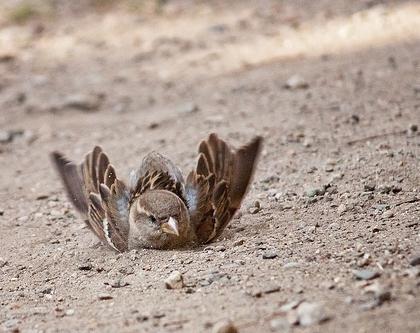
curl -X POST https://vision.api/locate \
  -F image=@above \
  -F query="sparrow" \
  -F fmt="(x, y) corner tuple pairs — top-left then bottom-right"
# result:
(51, 133), (262, 252)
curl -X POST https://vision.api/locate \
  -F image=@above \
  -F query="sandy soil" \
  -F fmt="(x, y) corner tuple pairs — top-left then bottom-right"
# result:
(0, 1), (419, 332)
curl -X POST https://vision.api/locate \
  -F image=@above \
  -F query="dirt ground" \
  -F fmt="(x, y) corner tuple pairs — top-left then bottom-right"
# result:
(0, 1), (419, 332)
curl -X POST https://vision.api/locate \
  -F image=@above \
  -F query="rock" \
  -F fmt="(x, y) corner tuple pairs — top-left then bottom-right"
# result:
(360, 284), (391, 310)
(409, 255), (420, 266)
(249, 200), (261, 214)
(0, 52), (16, 63)
(0, 130), (13, 143)
(262, 251), (278, 259)
(17, 216), (29, 223)
(176, 102), (199, 114)
(0, 257), (7, 267)
(148, 122), (159, 129)
(98, 293), (113, 300)
(283, 262), (300, 269)
(324, 165), (334, 172)
(405, 267), (420, 278)
(270, 317), (290, 332)
(337, 203), (347, 215)
(209, 24), (228, 33)
(107, 278), (129, 288)
(408, 124), (418, 133)
(63, 94), (101, 111)
(305, 187), (325, 198)
(280, 300), (302, 312)
(249, 207), (260, 214)
(165, 271), (184, 289)
(22, 130), (38, 144)
(368, 284), (391, 304)
(212, 320), (238, 333)
(357, 253), (371, 267)
(350, 114), (360, 124)
(233, 239), (245, 247)
(3, 318), (20, 329)
(284, 75), (309, 89)
(352, 269), (380, 280)
(65, 309), (75, 316)
(78, 262), (93, 271)
(296, 302), (328, 326)
(382, 210), (394, 219)
(375, 204), (390, 211)
(119, 266), (134, 275)
(0, 209), (4, 216)
(364, 183), (376, 192)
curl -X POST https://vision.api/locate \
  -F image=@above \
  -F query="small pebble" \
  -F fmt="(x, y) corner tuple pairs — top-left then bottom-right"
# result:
(270, 317), (290, 332)
(337, 203), (347, 215)
(212, 319), (238, 333)
(352, 269), (380, 280)
(296, 302), (328, 326)
(98, 293), (113, 300)
(176, 102), (199, 114)
(408, 124), (418, 133)
(65, 309), (75, 316)
(63, 94), (101, 112)
(78, 262), (93, 271)
(382, 210), (394, 219)
(0, 130), (13, 143)
(409, 255), (420, 266)
(284, 75), (309, 89)
(165, 271), (184, 289)
(0, 258), (8, 267)
(233, 239), (245, 247)
(263, 251), (278, 259)
(364, 183), (376, 192)
(110, 279), (129, 288)
(283, 262), (300, 269)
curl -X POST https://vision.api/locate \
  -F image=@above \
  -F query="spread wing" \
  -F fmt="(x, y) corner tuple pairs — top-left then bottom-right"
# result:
(186, 133), (262, 243)
(51, 147), (130, 252)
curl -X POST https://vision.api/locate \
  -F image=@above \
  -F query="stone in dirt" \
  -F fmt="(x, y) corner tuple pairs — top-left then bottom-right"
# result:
(78, 262), (93, 271)
(212, 319), (238, 333)
(284, 75), (309, 89)
(263, 251), (278, 259)
(98, 293), (113, 300)
(270, 317), (291, 332)
(352, 269), (380, 280)
(409, 255), (420, 266)
(63, 94), (102, 112)
(165, 271), (184, 289)
(296, 302), (328, 326)
(176, 102), (200, 114)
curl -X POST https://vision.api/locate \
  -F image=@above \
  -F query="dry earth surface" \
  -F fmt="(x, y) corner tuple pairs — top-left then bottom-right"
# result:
(0, 0), (419, 332)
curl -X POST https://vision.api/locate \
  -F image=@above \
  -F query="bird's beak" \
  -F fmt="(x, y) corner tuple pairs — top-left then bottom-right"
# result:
(161, 217), (179, 236)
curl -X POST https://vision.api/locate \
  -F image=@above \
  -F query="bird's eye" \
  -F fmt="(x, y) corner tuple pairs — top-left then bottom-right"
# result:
(149, 215), (157, 223)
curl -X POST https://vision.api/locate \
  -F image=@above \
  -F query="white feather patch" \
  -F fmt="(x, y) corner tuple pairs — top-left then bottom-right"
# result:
(102, 218), (119, 251)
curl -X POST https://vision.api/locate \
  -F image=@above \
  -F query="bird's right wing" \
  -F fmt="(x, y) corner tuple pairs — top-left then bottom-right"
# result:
(51, 147), (130, 252)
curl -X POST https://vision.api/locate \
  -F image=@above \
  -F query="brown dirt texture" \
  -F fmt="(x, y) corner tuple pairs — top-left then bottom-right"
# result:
(0, 1), (419, 332)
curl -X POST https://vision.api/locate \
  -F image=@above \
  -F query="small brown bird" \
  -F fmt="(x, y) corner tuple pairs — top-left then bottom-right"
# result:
(51, 133), (262, 252)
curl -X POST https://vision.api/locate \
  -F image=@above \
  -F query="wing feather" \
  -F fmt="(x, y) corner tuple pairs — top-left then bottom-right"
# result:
(51, 147), (129, 252)
(186, 134), (262, 243)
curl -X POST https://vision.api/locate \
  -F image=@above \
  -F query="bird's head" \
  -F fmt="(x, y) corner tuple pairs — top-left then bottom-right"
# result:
(128, 190), (190, 249)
